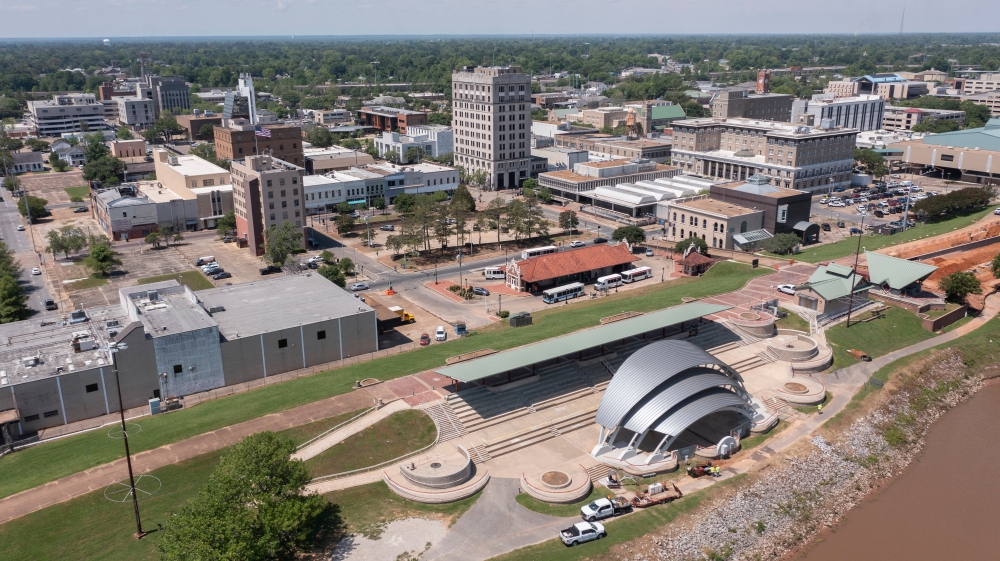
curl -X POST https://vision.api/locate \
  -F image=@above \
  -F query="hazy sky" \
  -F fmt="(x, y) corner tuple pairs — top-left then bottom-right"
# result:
(1, 0), (998, 38)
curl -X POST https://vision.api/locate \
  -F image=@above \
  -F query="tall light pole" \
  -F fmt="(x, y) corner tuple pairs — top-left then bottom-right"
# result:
(109, 342), (146, 539)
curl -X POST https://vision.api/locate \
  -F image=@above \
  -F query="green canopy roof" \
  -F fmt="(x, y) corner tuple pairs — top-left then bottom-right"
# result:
(806, 263), (869, 301)
(865, 251), (937, 290)
(434, 302), (732, 383)
(650, 105), (686, 120)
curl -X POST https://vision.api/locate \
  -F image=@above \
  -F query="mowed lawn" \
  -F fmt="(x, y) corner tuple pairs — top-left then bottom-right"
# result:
(306, 409), (436, 477)
(770, 207), (994, 263)
(64, 186), (90, 200)
(138, 270), (214, 291)
(0, 261), (770, 500)
(825, 306), (934, 369)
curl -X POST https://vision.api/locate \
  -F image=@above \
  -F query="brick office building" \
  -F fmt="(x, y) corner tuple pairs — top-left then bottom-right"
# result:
(357, 106), (427, 134)
(214, 122), (304, 167)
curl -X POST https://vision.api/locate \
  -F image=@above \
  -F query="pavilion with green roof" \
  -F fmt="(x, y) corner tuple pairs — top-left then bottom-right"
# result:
(864, 251), (938, 297)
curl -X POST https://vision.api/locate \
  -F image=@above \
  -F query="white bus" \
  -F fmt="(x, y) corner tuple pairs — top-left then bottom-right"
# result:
(621, 266), (653, 283)
(521, 246), (558, 260)
(594, 274), (623, 291)
(542, 282), (586, 304)
(483, 267), (505, 280)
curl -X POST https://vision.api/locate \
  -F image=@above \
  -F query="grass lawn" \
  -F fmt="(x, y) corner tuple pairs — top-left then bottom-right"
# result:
(793, 391), (833, 414)
(766, 207), (994, 263)
(492, 475), (747, 561)
(944, 315), (974, 332)
(65, 276), (108, 291)
(306, 409), (436, 477)
(323, 481), (482, 540)
(738, 419), (789, 450)
(515, 485), (610, 518)
(0, 261), (769, 501)
(138, 270), (214, 291)
(825, 306), (933, 370)
(775, 308), (810, 332)
(922, 302), (962, 319)
(64, 186), (91, 199)
(273, 408), (368, 447)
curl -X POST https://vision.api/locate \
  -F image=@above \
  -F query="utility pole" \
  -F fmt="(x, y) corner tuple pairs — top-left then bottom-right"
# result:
(844, 223), (865, 329)
(109, 342), (146, 539)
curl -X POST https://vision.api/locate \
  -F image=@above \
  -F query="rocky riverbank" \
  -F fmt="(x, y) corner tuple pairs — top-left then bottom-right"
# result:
(621, 349), (985, 561)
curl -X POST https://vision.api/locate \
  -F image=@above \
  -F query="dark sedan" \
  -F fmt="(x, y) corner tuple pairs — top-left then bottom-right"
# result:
(213, 272), (232, 280)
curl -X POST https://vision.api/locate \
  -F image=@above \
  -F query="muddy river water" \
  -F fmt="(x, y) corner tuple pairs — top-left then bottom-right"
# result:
(798, 382), (1000, 560)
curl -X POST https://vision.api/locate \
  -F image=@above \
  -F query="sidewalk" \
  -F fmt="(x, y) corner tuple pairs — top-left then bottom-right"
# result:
(292, 399), (409, 462)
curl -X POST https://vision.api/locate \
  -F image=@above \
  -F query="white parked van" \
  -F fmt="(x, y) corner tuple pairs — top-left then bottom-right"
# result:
(594, 274), (622, 291)
(194, 256), (215, 266)
(483, 267), (505, 280)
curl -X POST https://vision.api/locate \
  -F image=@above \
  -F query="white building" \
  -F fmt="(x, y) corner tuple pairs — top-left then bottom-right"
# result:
(452, 65), (532, 189)
(116, 97), (156, 127)
(373, 126), (453, 164)
(302, 173), (352, 212)
(364, 161), (461, 203)
(405, 124), (454, 157)
(791, 94), (885, 132)
(882, 106), (965, 132)
(27, 94), (111, 137)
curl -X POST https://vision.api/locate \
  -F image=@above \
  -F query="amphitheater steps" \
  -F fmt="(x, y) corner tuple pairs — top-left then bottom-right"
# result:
(468, 444), (492, 463)
(586, 464), (612, 482)
(763, 396), (789, 412)
(424, 403), (467, 442)
(729, 355), (766, 373)
(757, 349), (779, 363)
(485, 408), (598, 458)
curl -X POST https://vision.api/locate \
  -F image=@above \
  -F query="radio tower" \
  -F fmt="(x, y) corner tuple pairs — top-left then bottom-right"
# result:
(138, 51), (150, 77)
(899, 7), (905, 35)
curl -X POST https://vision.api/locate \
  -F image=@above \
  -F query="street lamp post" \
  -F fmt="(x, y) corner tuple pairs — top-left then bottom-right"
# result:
(109, 342), (146, 539)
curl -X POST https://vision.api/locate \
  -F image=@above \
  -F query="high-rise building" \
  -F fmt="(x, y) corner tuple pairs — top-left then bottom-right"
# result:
(711, 90), (793, 122)
(27, 94), (112, 136)
(145, 76), (190, 117)
(791, 94), (886, 132)
(214, 122), (304, 166)
(452, 65), (531, 189)
(230, 155), (306, 257)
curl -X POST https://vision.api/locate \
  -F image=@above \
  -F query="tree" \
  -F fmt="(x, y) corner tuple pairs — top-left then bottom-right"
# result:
(675, 236), (709, 255)
(404, 145), (424, 163)
(82, 154), (125, 185)
(337, 257), (355, 275)
(157, 432), (327, 561)
(17, 195), (48, 221)
(913, 187), (990, 220)
(386, 234), (404, 255)
(83, 239), (122, 277)
(197, 124), (215, 140)
(0, 241), (21, 279)
(521, 178), (538, 198)
(339, 137), (361, 150)
(485, 197), (508, 245)
(558, 210), (579, 234)
(262, 221), (302, 265)
(317, 264), (346, 287)
(0, 274), (29, 324)
(46, 225), (86, 259)
(307, 126), (334, 148)
(116, 126), (134, 140)
(373, 198), (386, 213)
(992, 250), (1000, 280)
(83, 132), (110, 163)
(761, 233), (802, 255)
(910, 119), (961, 134)
(854, 148), (888, 179)
(537, 186), (553, 203)
(939, 271), (982, 303)
(173, 231), (185, 245)
(612, 225), (647, 245)
(449, 185), (476, 214)
(335, 214), (356, 235)
(384, 149), (401, 164)
(393, 193), (417, 215)
(216, 211), (236, 237)
(48, 152), (69, 172)
(190, 143), (230, 170)
(144, 231), (162, 248)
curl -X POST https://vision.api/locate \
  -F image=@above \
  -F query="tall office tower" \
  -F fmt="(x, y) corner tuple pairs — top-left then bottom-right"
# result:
(451, 66), (531, 190)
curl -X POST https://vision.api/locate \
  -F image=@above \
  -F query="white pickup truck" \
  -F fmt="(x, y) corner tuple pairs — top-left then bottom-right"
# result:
(560, 521), (606, 546)
(580, 497), (632, 521)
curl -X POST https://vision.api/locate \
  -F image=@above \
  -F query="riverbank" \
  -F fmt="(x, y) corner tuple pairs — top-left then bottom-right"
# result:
(607, 315), (1000, 561)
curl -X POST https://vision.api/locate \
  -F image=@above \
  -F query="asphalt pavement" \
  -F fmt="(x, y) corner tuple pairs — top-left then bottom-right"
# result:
(0, 195), (54, 315)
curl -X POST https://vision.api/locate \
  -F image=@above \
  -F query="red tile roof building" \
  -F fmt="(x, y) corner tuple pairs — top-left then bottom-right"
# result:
(505, 244), (640, 292)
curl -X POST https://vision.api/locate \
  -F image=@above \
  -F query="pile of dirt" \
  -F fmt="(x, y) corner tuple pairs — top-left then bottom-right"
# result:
(883, 217), (1000, 259)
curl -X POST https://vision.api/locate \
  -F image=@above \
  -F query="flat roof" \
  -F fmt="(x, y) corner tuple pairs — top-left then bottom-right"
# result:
(198, 273), (373, 340)
(434, 302), (732, 383)
(671, 197), (760, 217)
(159, 153), (230, 177)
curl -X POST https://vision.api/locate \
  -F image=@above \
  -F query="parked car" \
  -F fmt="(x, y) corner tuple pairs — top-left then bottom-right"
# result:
(213, 272), (232, 280)
(836, 221), (846, 228)
(419, 333), (431, 346)
(201, 263), (219, 272)
(307, 255), (324, 264)
(379, 224), (395, 231)
(306, 261), (319, 269)
(435, 326), (447, 341)
(560, 521), (606, 546)
(73, 206), (88, 213)
(472, 286), (490, 296)
(890, 174), (901, 179)
(777, 284), (795, 295)
(203, 266), (223, 275)
(569, 240), (586, 248)
(593, 237), (608, 244)
(833, 186), (846, 192)
(645, 248), (654, 256)
(221, 236), (235, 243)
(995, 208), (1000, 216)
(16, 225), (25, 231)
(195, 256), (216, 266)
(821, 223), (831, 232)
(44, 298), (57, 311)
(259, 265), (282, 275)
(350, 282), (369, 291)
(30, 267), (41, 275)
(849, 227), (863, 235)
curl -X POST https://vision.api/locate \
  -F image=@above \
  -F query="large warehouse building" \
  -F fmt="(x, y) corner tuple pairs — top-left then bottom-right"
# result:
(0, 274), (377, 436)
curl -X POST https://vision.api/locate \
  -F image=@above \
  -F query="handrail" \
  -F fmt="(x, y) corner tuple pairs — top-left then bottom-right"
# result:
(295, 407), (376, 451)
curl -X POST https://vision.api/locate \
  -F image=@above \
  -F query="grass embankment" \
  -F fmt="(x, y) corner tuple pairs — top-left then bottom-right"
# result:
(277, 408), (367, 447)
(0, 261), (769, 500)
(515, 485), (610, 518)
(794, 392), (833, 414)
(64, 186), (90, 199)
(306, 409), (436, 477)
(775, 308), (809, 332)
(64, 276), (109, 291)
(825, 306), (933, 369)
(766, 207), (994, 263)
(738, 419), (789, 450)
(138, 270), (214, 291)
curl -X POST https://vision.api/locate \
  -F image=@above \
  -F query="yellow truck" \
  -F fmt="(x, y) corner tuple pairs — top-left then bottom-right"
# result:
(388, 306), (416, 323)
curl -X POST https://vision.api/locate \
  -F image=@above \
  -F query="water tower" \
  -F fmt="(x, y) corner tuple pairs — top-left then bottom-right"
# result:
(103, 38), (111, 47)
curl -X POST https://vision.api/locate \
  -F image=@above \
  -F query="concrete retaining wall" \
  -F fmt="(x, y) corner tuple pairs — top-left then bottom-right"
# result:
(768, 330), (819, 361)
(399, 446), (474, 489)
(921, 304), (969, 332)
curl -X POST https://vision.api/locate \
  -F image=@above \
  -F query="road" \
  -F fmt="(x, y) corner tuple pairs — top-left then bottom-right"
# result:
(0, 195), (54, 315)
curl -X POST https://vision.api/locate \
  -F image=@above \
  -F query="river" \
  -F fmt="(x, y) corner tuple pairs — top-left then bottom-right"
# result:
(798, 382), (1000, 560)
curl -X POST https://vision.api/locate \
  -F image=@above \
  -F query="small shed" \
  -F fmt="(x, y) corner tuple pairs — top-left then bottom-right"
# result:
(680, 251), (714, 276)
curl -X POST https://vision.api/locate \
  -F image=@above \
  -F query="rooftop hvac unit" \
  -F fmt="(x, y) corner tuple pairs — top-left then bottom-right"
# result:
(820, 119), (836, 130)
(22, 357), (39, 367)
(147, 290), (159, 301)
(167, 155), (178, 166)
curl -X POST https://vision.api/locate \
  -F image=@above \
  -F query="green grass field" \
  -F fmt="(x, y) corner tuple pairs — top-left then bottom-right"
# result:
(275, 408), (367, 446)
(64, 186), (90, 199)
(306, 409), (436, 477)
(768, 207), (994, 263)
(825, 306), (934, 369)
(65, 276), (108, 291)
(137, 270), (214, 291)
(514, 485), (609, 518)
(775, 308), (810, 332)
(0, 261), (769, 500)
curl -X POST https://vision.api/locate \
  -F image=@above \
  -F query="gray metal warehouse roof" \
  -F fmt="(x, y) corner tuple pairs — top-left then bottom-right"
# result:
(434, 302), (731, 383)
(594, 339), (742, 429)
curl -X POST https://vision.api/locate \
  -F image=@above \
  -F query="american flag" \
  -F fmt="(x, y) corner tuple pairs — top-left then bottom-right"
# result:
(254, 126), (271, 138)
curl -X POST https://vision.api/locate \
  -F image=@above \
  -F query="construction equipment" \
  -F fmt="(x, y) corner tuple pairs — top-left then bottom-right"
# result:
(687, 462), (714, 478)
(848, 349), (872, 362)
(388, 306), (416, 323)
(631, 483), (683, 508)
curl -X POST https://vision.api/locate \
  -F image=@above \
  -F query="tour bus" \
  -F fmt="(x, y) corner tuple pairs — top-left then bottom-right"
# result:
(594, 274), (623, 291)
(621, 266), (653, 283)
(483, 267), (505, 280)
(542, 282), (586, 304)
(521, 245), (558, 260)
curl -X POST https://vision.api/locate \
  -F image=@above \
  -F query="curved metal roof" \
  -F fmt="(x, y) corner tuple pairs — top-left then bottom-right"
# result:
(650, 388), (755, 439)
(622, 371), (739, 434)
(594, 339), (742, 429)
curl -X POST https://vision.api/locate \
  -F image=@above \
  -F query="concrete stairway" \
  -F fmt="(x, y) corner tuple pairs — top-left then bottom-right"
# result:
(423, 402), (467, 442)
(585, 463), (612, 482)
(484, 408), (598, 459)
(729, 354), (767, 373)
(763, 395), (789, 412)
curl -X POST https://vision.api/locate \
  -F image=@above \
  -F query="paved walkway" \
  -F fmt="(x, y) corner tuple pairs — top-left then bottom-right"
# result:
(293, 400), (409, 462)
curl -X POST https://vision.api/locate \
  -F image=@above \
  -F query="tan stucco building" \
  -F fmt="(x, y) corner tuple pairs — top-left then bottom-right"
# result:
(663, 195), (765, 251)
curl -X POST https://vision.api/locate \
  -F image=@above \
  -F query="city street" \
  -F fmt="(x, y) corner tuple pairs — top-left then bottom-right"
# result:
(0, 196), (54, 316)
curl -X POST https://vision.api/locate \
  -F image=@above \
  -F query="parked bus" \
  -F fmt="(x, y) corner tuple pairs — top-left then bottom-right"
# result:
(594, 274), (623, 291)
(621, 266), (653, 283)
(521, 245), (558, 260)
(483, 267), (505, 280)
(542, 282), (586, 304)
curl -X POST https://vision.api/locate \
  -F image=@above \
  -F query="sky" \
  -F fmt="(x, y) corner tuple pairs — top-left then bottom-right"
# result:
(1, 0), (999, 38)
